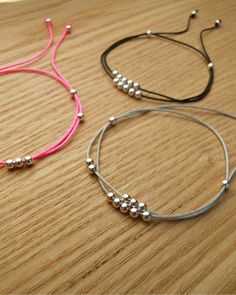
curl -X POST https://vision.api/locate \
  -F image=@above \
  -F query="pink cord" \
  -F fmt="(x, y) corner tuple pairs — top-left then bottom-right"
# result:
(0, 19), (83, 168)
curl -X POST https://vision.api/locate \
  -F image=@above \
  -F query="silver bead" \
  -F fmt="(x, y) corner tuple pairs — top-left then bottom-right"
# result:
(208, 62), (214, 69)
(15, 158), (24, 168)
(133, 82), (140, 90)
(123, 84), (130, 93)
(127, 80), (133, 87)
(128, 88), (135, 96)
(45, 18), (52, 23)
(129, 207), (139, 218)
(112, 197), (121, 208)
(134, 90), (142, 99)
(6, 159), (15, 169)
(138, 202), (147, 212)
(222, 179), (230, 189)
(142, 211), (151, 222)
(121, 77), (127, 83)
(117, 81), (124, 89)
(77, 112), (84, 121)
(70, 89), (77, 94)
(113, 77), (120, 85)
(116, 74), (122, 80)
(88, 164), (96, 174)
(66, 24), (72, 30)
(146, 30), (153, 37)
(215, 19), (221, 27)
(122, 194), (131, 203)
(86, 158), (93, 166)
(107, 192), (115, 202)
(130, 198), (138, 207)
(191, 10), (198, 18)
(24, 156), (33, 166)
(120, 202), (130, 213)
(112, 70), (119, 77)
(109, 116), (117, 125)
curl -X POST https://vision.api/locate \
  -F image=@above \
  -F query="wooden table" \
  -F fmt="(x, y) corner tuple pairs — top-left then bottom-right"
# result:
(0, 0), (235, 294)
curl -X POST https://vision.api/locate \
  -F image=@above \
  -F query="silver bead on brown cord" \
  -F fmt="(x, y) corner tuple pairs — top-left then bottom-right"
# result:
(208, 62), (214, 69)
(146, 30), (153, 38)
(112, 72), (142, 99)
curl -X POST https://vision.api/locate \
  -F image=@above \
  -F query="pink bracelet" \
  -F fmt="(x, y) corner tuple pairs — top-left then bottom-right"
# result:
(0, 18), (83, 169)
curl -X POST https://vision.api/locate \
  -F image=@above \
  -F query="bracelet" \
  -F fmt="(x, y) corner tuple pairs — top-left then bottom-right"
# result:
(101, 10), (222, 103)
(86, 105), (236, 223)
(1, 18), (83, 170)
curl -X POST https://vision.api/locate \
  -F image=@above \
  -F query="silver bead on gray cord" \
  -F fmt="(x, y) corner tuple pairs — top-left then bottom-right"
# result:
(112, 71), (142, 99)
(109, 116), (117, 125)
(107, 192), (115, 202)
(120, 202), (130, 213)
(107, 190), (151, 221)
(88, 164), (96, 174)
(222, 180), (230, 189)
(86, 158), (94, 165)
(112, 197), (121, 208)
(86, 104), (236, 223)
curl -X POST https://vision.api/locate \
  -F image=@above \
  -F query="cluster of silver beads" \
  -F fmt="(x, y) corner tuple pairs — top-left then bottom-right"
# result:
(112, 70), (142, 99)
(86, 158), (96, 174)
(107, 192), (151, 222)
(6, 156), (33, 169)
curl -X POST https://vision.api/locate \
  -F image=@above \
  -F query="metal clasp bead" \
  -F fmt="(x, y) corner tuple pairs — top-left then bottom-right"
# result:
(70, 89), (77, 95)
(222, 179), (230, 189)
(208, 62), (214, 69)
(215, 19), (222, 27)
(109, 116), (117, 125)
(191, 10), (198, 18)
(77, 112), (84, 121)
(146, 30), (153, 37)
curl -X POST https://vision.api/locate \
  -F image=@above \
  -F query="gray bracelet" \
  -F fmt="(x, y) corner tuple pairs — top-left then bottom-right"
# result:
(86, 105), (236, 223)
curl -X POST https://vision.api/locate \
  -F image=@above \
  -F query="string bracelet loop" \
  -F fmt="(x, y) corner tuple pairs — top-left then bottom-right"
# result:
(87, 105), (236, 223)
(101, 10), (223, 103)
(0, 19), (83, 169)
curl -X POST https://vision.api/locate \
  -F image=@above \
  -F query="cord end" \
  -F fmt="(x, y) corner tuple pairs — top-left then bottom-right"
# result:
(191, 9), (199, 18)
(215, 19), (222, 28)
(65, 22), (72, 33)
(45, 17), (52, 25)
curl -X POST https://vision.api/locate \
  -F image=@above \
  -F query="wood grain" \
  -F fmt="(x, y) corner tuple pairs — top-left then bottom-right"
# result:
(0, 0), (235, 294)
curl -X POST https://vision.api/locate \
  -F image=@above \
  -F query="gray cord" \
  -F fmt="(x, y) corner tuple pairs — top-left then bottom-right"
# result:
(87, 105), (236, 222)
